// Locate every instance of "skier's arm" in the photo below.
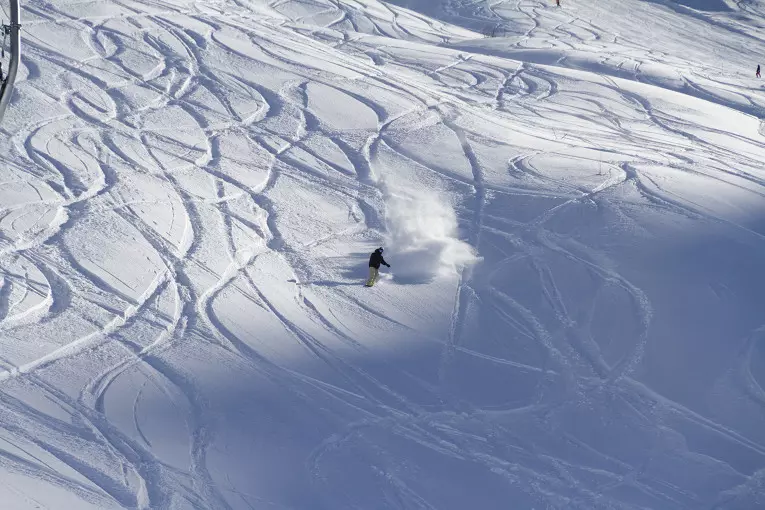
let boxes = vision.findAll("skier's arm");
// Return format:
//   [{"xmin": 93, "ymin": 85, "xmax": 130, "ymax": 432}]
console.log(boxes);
[{"xmin": 381, "ymin": 255, "xmax": 390, "ymax": 267}]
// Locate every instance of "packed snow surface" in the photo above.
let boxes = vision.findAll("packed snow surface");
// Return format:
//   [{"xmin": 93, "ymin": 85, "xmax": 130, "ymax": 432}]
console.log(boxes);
[{"xmin": 1, "ymin": 0, "xmax": 765, "ymax": 508}]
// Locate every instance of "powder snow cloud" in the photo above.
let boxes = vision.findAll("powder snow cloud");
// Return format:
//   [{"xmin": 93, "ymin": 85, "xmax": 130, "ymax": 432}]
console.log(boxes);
[{"xmin": 381, "ymin": 184, "xmax": 479, "ymax": 283}]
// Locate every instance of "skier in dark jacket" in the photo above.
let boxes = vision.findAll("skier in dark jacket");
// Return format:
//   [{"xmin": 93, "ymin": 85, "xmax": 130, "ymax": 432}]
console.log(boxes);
[
  {"xmin": 366, "ymin": 247, "xmax": 390, "ymax": 287},
  {"xmin": 757, "ymin": 65, "xmax": 761, "ymax": 78}
]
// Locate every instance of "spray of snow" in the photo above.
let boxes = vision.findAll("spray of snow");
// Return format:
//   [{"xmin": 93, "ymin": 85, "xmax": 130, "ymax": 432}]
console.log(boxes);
[{"xmin": 381, "ymin": 185, "xmax": 479, "ymax": 283}]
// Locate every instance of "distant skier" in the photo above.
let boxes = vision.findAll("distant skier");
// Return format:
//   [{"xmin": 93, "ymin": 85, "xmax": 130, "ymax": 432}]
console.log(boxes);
[
  {"xmin": 556, "ymin": 0, "xmax": 560, "ymax": 6},
  {"xmin": 757, "ymin": 65, "xmax": 761, "ymax": 78},
  {"xmin": 366, "ymin": 247, "xmax": 390, "ymax": 287}
]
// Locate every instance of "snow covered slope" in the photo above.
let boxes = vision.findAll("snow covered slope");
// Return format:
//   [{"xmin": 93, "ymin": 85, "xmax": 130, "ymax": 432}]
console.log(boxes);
[{"xmin": 1, "ymin": 0, "xmax": 765, "ymax": 508}]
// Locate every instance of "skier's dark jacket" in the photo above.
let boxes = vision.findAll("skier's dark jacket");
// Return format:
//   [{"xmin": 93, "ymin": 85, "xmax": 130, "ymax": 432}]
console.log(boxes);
[{"xmin": 369, "ymin": 249, "xmax": 389, "ymax": 269}]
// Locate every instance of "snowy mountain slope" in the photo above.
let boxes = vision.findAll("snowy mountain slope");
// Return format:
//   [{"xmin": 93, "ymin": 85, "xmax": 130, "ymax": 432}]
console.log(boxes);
[{"xmin": 0, "ymin": 0, "xmax": 765, "ymax": 508}]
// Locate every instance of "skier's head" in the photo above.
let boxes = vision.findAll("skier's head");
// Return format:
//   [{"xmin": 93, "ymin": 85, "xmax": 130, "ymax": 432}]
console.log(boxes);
[{"xmin": 376, "ymin": 247, "xmax": 384, "ymax": 253}]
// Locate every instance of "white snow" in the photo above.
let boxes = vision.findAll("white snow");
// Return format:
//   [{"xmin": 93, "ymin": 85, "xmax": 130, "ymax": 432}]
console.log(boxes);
[{"xmin": 1, "ymin": 0, "xmax": 765, "ymax": 508}]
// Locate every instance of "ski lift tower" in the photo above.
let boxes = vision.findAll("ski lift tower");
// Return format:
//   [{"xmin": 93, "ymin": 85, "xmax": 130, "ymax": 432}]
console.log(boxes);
[{"xmin": 0, "ymin": 0, "xmax": 20, "ymax": 125}]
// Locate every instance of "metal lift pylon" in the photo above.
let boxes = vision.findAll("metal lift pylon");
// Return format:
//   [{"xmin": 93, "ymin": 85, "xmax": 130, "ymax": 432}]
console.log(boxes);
[{"xmin": 0, "ymin": 0, "xmax": 21, "ymax": 126}]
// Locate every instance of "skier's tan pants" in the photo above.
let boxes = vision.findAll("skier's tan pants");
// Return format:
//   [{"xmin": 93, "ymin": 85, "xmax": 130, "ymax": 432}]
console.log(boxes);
[{"xmin": 366, "ymin": 267, "xmax": 379, "ymax": 286}]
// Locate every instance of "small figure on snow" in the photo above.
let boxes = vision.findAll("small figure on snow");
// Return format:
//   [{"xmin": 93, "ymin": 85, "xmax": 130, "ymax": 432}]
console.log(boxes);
[
  {"xmin": 366, "ymin": 247, "xmax": 390, "ymax": 287},
  {"xmin": 556, "ymin": 0, "xmax": 560, "ymax": 6},
  {"xmin": 757, "ymin": 65, "xmax": 761, "ymax": 78}
]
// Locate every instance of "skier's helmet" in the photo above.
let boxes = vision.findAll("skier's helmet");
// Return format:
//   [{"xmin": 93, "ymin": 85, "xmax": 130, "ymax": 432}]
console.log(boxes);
[{"xmin": 378, "ymin": 247, "xmax": 384, "ymax": 252}]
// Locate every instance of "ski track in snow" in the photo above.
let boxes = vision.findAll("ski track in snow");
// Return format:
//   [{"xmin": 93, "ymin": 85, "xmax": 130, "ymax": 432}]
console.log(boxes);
[{"xmin": 1, "ymin": 0, "xmax": 765, "ymax": 508}]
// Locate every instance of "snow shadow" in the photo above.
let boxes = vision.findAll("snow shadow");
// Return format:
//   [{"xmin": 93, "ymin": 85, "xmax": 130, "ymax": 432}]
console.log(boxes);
[
  {"xmin": 316, "ymin": 251, "xmax": 372, "ymax": 284},
  {"xmin": 383, "ymin": 0, "xmax": 733, "ymax": 43},
  {"xmin": 382, "ymin": 0, "xmax": 498, "ymax": 36},
  {"xmin": 647, "ymin": 0, "xmax": 733, "ymax": 13},
  {"xmin": 95, "ymin": 322, "xmax": 488, "ymax": 509},
  {"xmin": 381, "ymin": 186, "xmax": 478, "ymax": 284}
]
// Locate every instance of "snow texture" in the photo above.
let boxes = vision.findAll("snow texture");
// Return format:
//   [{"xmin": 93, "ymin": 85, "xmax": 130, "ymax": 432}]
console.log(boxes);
[
  {"xmin": 0, "ymin": 0, "xmax": 764, "ymax": 508},
  {"xmin": 382, "ymin": 183, "xmax": 478, "ymax": 284}
]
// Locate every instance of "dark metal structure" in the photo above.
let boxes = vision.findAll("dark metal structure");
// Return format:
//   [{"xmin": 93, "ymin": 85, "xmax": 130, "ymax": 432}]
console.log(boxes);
[{"xmin": 0, "ymin": 0, "xmax": 20, "ymax": 125}]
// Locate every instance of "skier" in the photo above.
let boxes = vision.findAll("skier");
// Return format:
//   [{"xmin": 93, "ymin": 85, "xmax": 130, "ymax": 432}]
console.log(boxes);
[
  {"xmin": 366, "ymin": 247, "xmax": 390, "ymax": 287},
  {"xmin": 757, "ymin": 65, "xmax": 761, "ymax": 78},
  {"xmin": 556, "ymin": 0, "xmax": 560, "ymax": 6}
]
